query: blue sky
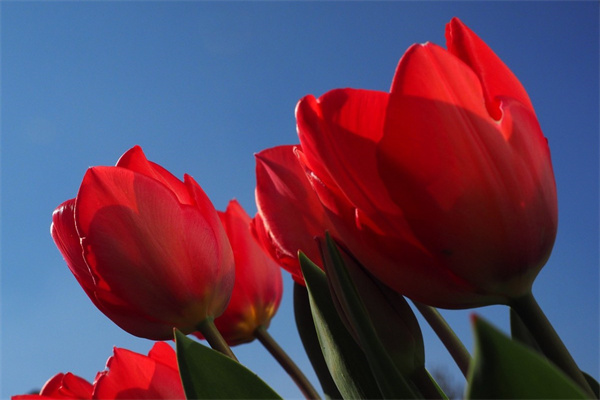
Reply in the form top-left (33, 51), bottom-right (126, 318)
top-left (1, 2), bottom-right (598, 398)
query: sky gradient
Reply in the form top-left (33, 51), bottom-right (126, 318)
top-left (2, 2), bottom-right (598, 398)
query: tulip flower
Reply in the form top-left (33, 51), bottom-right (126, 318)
top-left (51, 146), bottom-right (235, 339)
top-left (292, 17), bottom-right (558, 308)
top-left (93, 342), bottom-right (185, 399)
top-left (13, 343), bottom-right (185, 400)
top-left (12, 372), bottom-right (93, 400)
top-left (196, 199), bottom-right (283, 345)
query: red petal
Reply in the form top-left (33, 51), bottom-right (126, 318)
top-left (116, 146), bottom-right (194, 205)
top-left (445, 17), bottom-right (535, 119)
top-left (51, 199), bottom-right (175, 338)
top-left (390, 42), bottom-right (491, 124)
top-left (209, 200), bottom-right (283, 345)
top-left (147, 342), bottom-right (180, 371)
top-left (377, 93), bottom-right (555, 298)
top-left (35, 372), bottom-right (93, 399)
top-left (58, 374), bottom-right (94, 399)
top-left (296, 91), bottom-right (399, 216)
top-left (93, 345), bottom-right (184, 400)
top-left (254, 145), bottom-right (330, 276)
top-left (51, 200), bottom-right (96, 297)
top-left (39, 374), bottom-right (66, 397)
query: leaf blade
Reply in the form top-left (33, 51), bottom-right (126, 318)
top-left (467, 316), bottom-right (589, 399)
top-left (175, 329), bottom-right (282, 399)
top-left (299, 252), bottom-right (383, 400)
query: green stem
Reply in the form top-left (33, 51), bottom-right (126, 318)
top-left (412, 301), bottom-right (471, 378)
top-left (255, 325), bottom-right (322, 400)
top-left (196, 317), bottom-right (239, 362)
top-left (510, 292), bottom-right (595, 398)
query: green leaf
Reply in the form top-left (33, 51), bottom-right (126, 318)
top-left (174, 329), bottom-right (282, 399)
top-left (319, 236), bottom-right (419, 399)
top-left (583, 372), bottom-right (600, 399)
top-left (467, 316), bottom-right (590, 399)
top-left (323, 235), bottom-right (425, 376)
top-left (511, 309), bottom-right (599, 398)
top-left (299, 252), bottom-right (383, 400)
top-left (294, 282), bottom-right (343, 399)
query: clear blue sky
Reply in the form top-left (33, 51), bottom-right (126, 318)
top-left (2, 2), bottom-right (598, 398)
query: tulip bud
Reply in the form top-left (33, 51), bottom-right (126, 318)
top-left (196, 200), bottom-right (283, 346)
top-left (51, 146), bottom-right (235, 340)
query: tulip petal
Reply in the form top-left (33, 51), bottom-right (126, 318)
top-left (51, 199), bottom-right (182, 338)
top-left (37, 373), bottom-right (93, 399)
top-left (51, 200), bottom-right (96, 297)
top-left (183, 174), bottom-right (235, 318)
top-left (93, 343), bottom-right (185, 400)
top-left (377, 94), bottom-right (555, 298)
top-left (390, 42), bottom-right (492, 124)
top-left (116, 146), bottom-right (194, 206)
top-left (297, 91), bottom-right (400, 217)
top-left (254, 145), bottom-right (330, 277)
top-left (208, 200), bottom-right (283, 345)
top-left (445, 17), bottom-right (535, 119)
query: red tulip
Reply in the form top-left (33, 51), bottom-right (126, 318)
top-left (292, 18), bottom-right (557, 308)
top-left (12, 372), bottom-right (93, 400)
top-left (253, 145), bottom-right (337, 282)
top-left (51, 146), bottom-right (235, 339)
top-left (93, 342), bottom-right (185, 399)
top-left (196, 200), bottom-right (283, 345)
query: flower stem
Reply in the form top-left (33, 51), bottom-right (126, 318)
top-left (412, 301), bottom-right (471, 378)
top-left (255, 325), bottom-right (322, 400)
top-left (196, 317), bottom-right (239, 362)
top-left (510, 292), bottom-right (595, 397)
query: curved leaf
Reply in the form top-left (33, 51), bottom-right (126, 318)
top-left (174, 330), bottom-right (282, 399)
top-left (294, 282), bottom-right (342, 399)
top-left (320, 237), bottom-right (419, 399)
top-left (299, 252), bottom-right (383, 399)
top-left (467, 316), bottom-right (589, 399)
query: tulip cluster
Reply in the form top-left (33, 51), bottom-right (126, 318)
top-left (14, 17), bottom-right (596, 400)
top-left (50, 146), bottom-right (282, 343)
